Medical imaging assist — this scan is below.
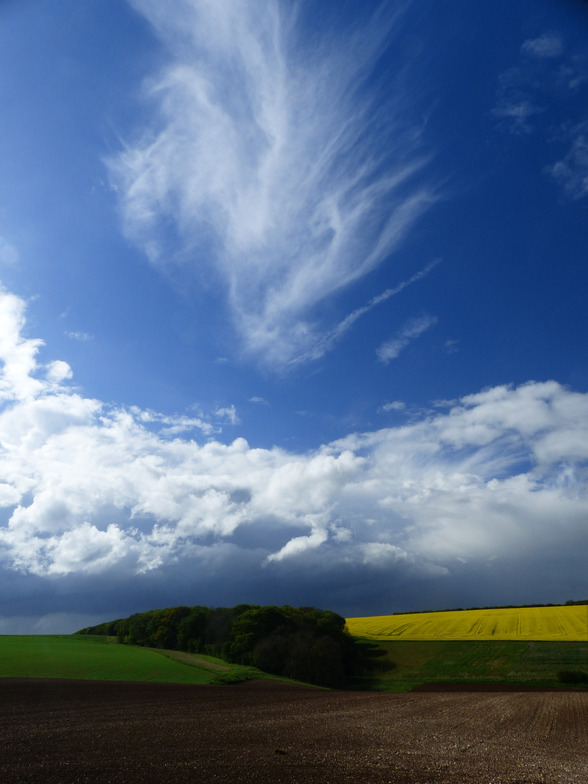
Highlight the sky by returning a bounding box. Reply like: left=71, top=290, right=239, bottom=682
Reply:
left=1, top=0, right=588, bottom=633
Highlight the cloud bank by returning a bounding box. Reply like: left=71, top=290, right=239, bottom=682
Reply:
left=1, top=286, right=587, bottom=624
left=110, top=0, right=435, bottom=369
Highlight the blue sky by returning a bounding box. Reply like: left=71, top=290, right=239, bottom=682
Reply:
left=1, top=0, right=588, bottom=633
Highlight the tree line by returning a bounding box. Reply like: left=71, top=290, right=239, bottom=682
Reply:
left=78, top=604, right=368, bottom=688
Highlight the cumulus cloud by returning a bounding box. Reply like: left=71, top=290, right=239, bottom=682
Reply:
left=377, top=314, right=437, bottom=363
left=1, top=286, right=588, bottom=619
left=110, top=0, right=436, bottom=370
left=46, top=360, right=73, bottom=384
left=0, top=287, right=45, bottom=401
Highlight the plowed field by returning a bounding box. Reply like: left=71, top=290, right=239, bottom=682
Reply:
left=1, top=678, right=586, bottom=783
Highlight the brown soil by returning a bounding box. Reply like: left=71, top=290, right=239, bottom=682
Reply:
left=1, top=678, right=587, bottom=783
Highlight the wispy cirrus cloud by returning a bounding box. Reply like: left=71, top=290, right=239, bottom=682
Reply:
left=110, top=0, right=436, bottom=370
left=290, top=258, right=441, bottom=366
left=377, top=314, right=437, bottom=364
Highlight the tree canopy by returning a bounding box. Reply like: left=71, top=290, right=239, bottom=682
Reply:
left=79, top=604, right=361, bottom=688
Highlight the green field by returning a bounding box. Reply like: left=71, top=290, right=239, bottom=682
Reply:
left=0, top=635, right=260, bottom=684
left=354, top=639, right=588, bottom=691
left=347, top=604, right=588, bottom=641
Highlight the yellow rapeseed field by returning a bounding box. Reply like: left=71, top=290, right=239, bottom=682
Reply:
left=346, top=605, right=588, bottom=641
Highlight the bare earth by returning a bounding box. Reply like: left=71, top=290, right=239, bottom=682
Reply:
left=1, top=678, right=587, bottom=783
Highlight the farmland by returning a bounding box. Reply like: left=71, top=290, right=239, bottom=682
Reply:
left=0, top=635, right=258, bottom=684
left=1, top=612, right=587, bottom=783
left=1, top=632, right=587, bottom=693
left=353, top=639, right=588, bottom=691
left=346, top=603, right=588, bottom=641
left=346, top=605, right=588, bottom=691
left=1, top=678, right=587, bottom=783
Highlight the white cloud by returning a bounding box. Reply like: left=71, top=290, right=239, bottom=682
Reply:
left=215, top=405, right=240, bottom=425
left=546, top=123, right=588, bottom=199
left=129, top=406, right=218, bottom=435
left=0, top=286, right=45, bottom=402
left=443, top=339, right=458, bottom=355
left=360, top=542, right=409, bottom=568
left=521, top=34, right=564, bottom=59
left=110, top=0, right=436, bottom=370
left=46, top=360, right=73, bottom=384
left=0, top=237, right=19, bottom=268
left=492, top=64, right=545, bottom=134
left=379, top=401, right=406, bottom=413
left=44, top=523, right=130, bottom=576
left=249, top=396, right=269, bottom=406
left=1, top=288, right=588, bottom=606
left=66, top=331, right=93, bottom=341
left=494, top=31, right=588, bottom=174
left=291, top=258, right=441, bottom=366
left=492, top=97, right=543, bottom=134
left=377, top=314, right=437, bottom=363
left=266, top=526, right=329, bottom=563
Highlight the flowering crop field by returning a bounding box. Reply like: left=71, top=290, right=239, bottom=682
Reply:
left=346, top=605, right=588, bottom=641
